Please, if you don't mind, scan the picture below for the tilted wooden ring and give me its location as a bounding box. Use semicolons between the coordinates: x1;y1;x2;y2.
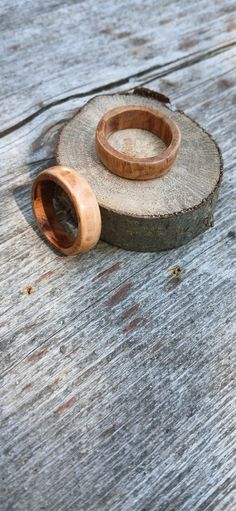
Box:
32;166;101;255
96;104;181;180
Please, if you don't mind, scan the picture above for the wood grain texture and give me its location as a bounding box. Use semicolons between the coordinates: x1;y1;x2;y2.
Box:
0;1;236;510
32;166;101;255
95;104;181;179
57;91;222;251
0;0;235;133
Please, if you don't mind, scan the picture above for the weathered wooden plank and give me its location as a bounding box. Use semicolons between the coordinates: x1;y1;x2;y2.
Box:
0;0;235;131
1;44;235;191
1;47;235;373
0;3;236;510
1;228;236;510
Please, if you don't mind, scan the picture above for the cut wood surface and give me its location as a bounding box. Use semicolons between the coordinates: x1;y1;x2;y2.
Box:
57;91;222;251
0;1;236;510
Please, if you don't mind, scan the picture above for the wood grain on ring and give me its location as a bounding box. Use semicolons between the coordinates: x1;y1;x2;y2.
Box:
96;104;181;180
32;166;101;255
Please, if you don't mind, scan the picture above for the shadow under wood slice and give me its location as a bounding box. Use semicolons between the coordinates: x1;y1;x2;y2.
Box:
56;91;222;252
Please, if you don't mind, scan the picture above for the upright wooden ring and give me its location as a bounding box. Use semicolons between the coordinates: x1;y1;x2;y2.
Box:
96;104;181;180
32;166;101;255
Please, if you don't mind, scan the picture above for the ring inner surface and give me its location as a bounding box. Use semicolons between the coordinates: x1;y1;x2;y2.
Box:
104;109;173;154
34;180;78;248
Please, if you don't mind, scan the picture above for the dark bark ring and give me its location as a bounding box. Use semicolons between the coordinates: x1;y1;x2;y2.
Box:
32;166;101;255
96;104;181;180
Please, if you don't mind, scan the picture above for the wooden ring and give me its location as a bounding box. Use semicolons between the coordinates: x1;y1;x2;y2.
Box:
96;104;181;180
32;166;101;255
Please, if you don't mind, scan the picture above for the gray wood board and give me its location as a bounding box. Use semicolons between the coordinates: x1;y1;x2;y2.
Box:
0;1;236;510
0;0;235;132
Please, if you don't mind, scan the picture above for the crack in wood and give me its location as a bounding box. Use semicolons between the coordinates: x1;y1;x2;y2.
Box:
0;41;235;140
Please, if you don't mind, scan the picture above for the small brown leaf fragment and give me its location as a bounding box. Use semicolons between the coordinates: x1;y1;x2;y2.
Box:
28;347;48;362
179;38;198;50
94;262;121;280
21;383;33;393
22;285;35;295
53;397;77;415
8;43;22;51
131;37;149;45
102;424;117;437
116;30;132;38
36;271;53;283
123;317;144;333
169;265;182;278
227;21;236;31
100;27;113;34
152;340;162;352
107;283;131;307
159;17;172;25
218;78;234;90
122;303;140;319
133;87;170;104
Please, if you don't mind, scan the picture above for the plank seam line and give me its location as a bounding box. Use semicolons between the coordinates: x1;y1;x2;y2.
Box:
135;41;236;89
0;41;235;140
